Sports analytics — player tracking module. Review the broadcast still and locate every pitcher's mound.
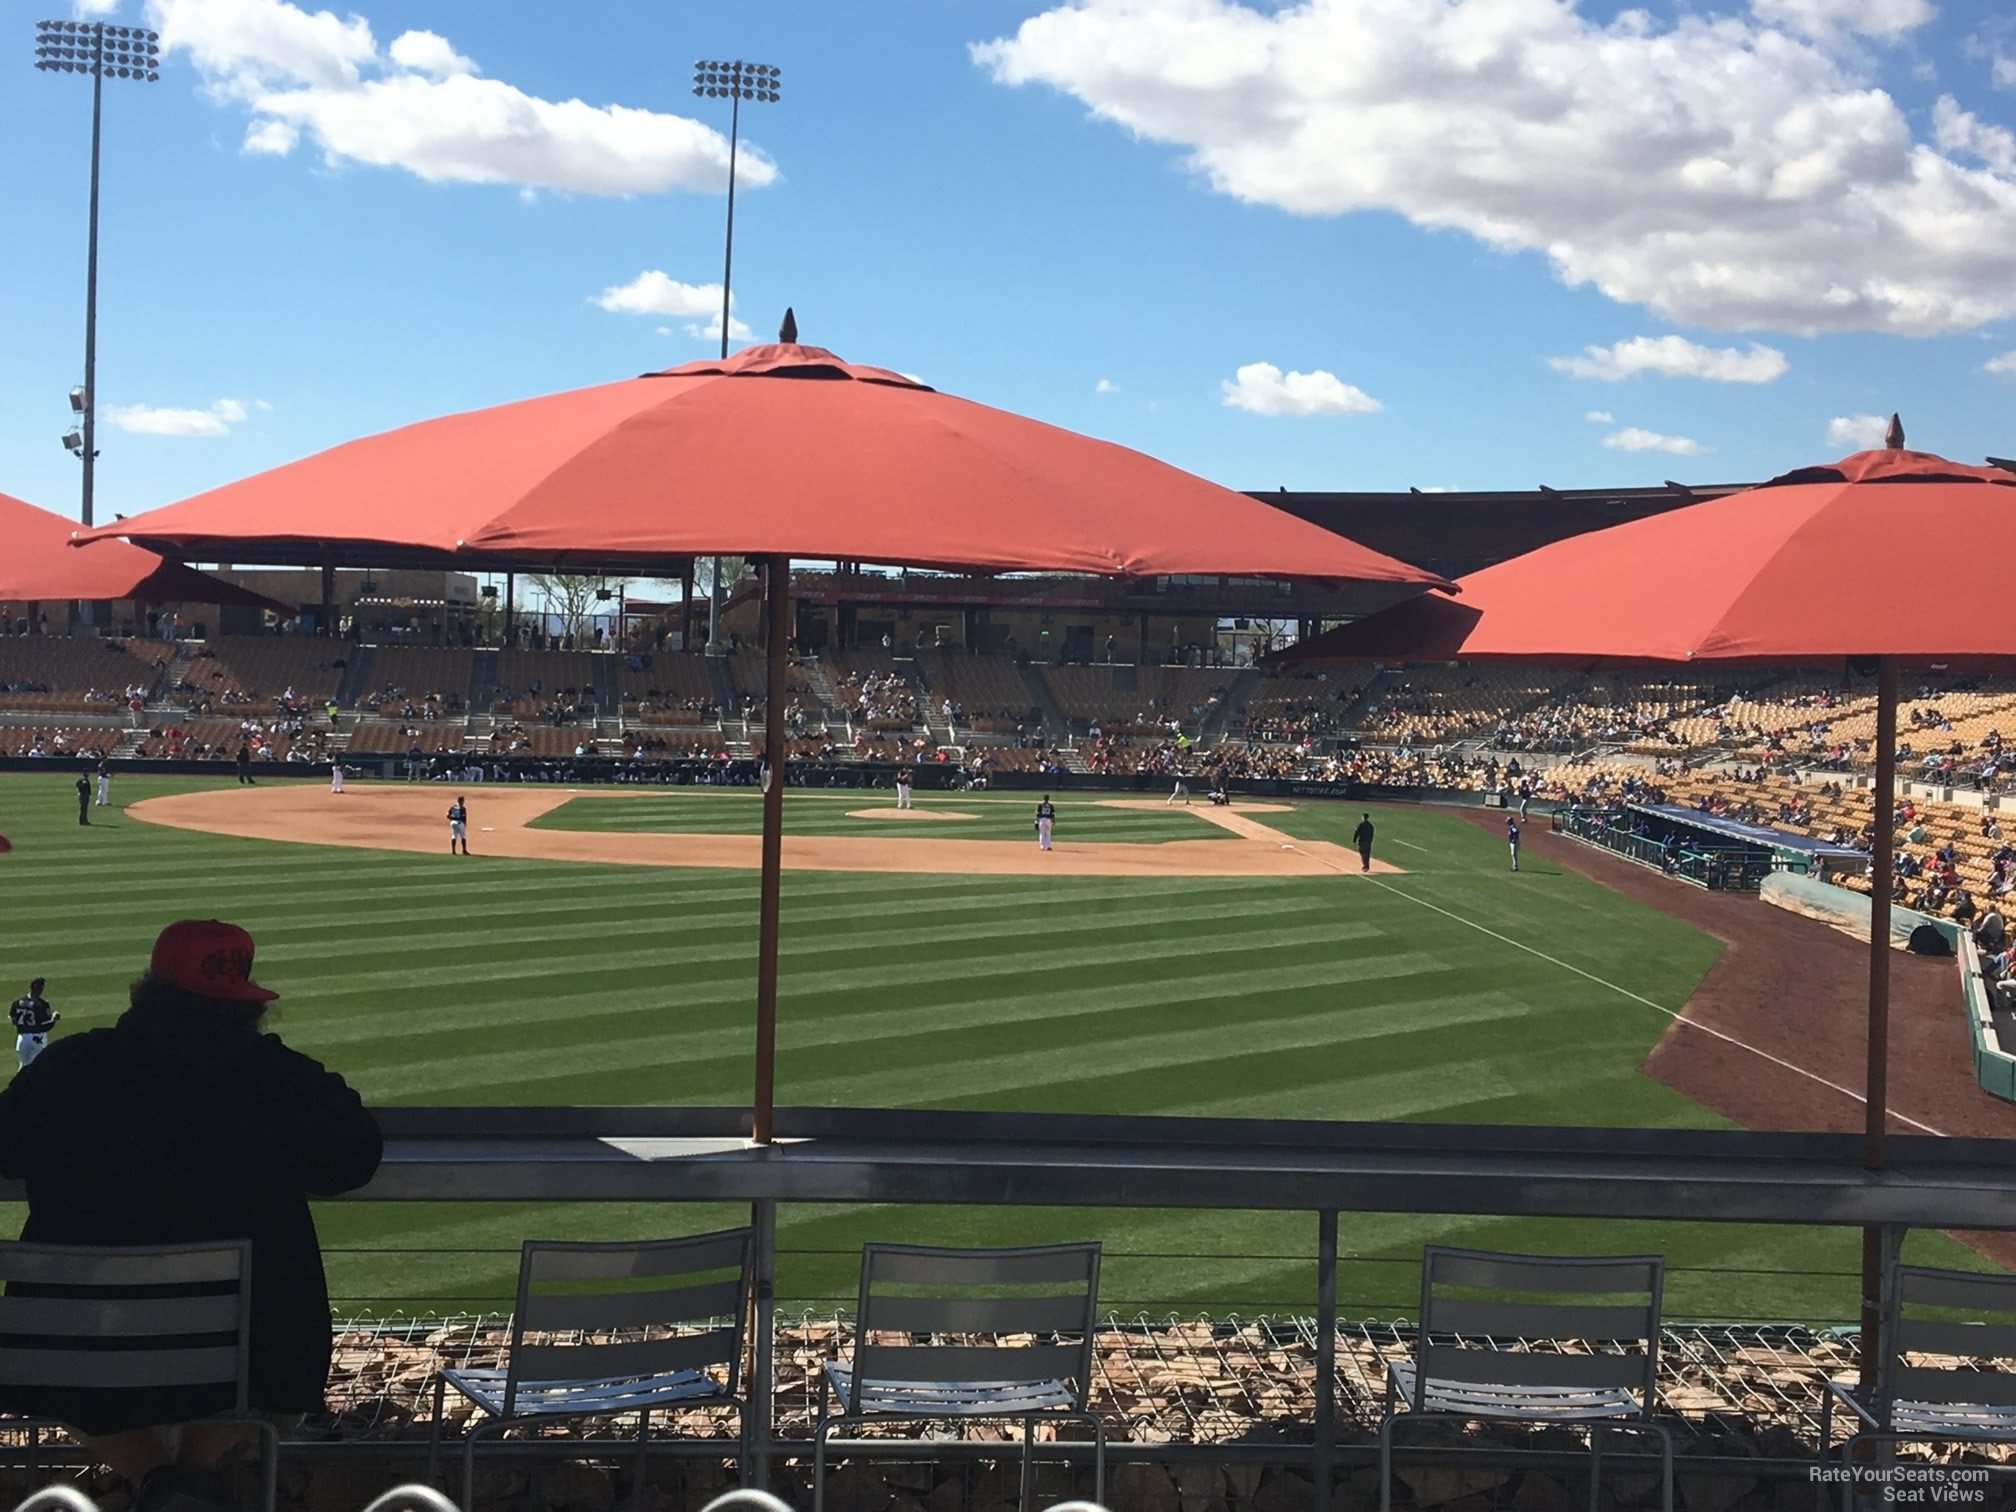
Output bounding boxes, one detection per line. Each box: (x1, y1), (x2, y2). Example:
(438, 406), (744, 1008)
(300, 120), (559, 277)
(846, 808), (980, 822)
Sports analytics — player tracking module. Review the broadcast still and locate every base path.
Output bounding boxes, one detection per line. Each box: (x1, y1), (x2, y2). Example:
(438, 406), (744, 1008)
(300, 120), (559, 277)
(129, 785), (1401, 880)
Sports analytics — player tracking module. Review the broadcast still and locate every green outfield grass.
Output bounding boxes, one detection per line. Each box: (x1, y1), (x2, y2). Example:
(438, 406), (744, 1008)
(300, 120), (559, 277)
(0, 772), (1989, 1321)
(531, 789), (1230, 843)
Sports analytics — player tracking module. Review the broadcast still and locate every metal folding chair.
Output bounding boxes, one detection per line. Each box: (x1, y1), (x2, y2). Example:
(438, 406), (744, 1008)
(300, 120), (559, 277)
(1378, 1245), (1672, 1512)
(428, 1227), (753, 1512)
(1819, 1263), (2016, 1511)
(815, 1241), (1105, 1512)
(0, 1239), (277, 1512)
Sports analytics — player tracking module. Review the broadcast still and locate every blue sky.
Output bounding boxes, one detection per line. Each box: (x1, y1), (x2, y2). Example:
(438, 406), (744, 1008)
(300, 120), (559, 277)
(4, 0), (2014, 530)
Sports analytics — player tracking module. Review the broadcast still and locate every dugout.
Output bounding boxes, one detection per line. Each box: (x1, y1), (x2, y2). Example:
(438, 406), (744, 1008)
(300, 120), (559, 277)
(1554, 803), (1864, 891)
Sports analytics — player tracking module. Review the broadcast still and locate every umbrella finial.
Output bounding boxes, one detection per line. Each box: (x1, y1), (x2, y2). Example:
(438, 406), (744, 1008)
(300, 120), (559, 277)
(1885, 413), (1905, 449)
(779, 308), (798, 345)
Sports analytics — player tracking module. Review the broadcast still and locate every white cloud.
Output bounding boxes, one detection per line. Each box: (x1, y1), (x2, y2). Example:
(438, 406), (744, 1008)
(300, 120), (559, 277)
(685, 313), (754, 344)
(106, 397), (254, 438)
(243, 119), (299, 155)
(1584, 409), (1614, 424)
(1827, 413), (1891, 447)
(595, 271), (725, 319)
(74, 0), (122, 16)
(1221, 362), (1380, 417)
(1933, 96), (2016, 176)
(1550, 336), (1788, 384)
(1601, 427), (1703, 455)
(1094, 378), (1118, 394)
(1750, 0), (1932, 41)
(974, 0), (2016, 336)
(592, 272), (756, 344)
(147, 0), (773, 197)
(1997, 56), (2016, 90)
(386, 29), (474, 79)
(1986, 352), (2016, 376)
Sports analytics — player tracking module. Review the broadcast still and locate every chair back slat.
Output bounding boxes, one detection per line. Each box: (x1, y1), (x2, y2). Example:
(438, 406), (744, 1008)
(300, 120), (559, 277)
(520, 1277), (746, 1334)
(847, 1241), (1101, 1417)
(0, 1294), (242, 1338)
(1418, 1346), (1648, 1391)
(0, 1247), (245, 1288)
(1425, 1300), (1652, 1341)
(0, 1241), (252, 1410)
(504, 1229), (754, 1415)
(1896, 1267), (2016, 1315)
(513, 1328), (741, 1386)
(1413, 1247), (1662, 1417)
(1429, 1252), (1660, 1295)
(525, 1231), (749, 1284)
(1894, 1319), (2016, 1358)
(0, 1344), (242, 1391)
(855, 1342), (1088, 1386)
(867, 1294), (1094, 1335)
(862, 1244), (1099, 1288)
(1891, 1365), (2016, 1408)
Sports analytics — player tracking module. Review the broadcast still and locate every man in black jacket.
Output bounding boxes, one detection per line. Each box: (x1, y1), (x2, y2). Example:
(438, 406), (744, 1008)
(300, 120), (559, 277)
(0, 919), (382, 1510)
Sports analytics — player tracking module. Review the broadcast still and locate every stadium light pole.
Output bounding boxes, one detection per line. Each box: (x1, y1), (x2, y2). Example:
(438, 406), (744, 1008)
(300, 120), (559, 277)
(694, 58), (781, 653)
(35, 19), (160, 532)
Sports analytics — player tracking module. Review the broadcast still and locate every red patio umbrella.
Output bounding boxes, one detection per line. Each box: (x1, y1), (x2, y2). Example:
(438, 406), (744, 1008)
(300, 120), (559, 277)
(0, 489), (275, 610)
(1283, 424), (2016, 1369)
(79, 320), (1448, 1142)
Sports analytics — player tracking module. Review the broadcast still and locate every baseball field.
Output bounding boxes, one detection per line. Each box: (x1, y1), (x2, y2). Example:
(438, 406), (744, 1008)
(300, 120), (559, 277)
(0, 770), (1990, 1322)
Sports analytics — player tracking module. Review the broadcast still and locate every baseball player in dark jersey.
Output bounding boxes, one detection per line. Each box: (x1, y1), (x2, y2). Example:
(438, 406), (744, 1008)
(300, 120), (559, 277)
(448, 795), (471, 855)
(1035, 796), (1056, 851)
(74, 772), (90, 826)
(10, 979), (57, 1070)
(95, 755), (111, 808)
(1352, 813), (1375, 872)
(1507, 815), (1521, 872)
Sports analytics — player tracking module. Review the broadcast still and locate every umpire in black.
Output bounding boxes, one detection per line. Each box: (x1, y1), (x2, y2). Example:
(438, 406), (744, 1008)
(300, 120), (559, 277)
(1353, 812), (1375, 872)
(74, 771), (90, 826)
(0, 920), (382, 1510)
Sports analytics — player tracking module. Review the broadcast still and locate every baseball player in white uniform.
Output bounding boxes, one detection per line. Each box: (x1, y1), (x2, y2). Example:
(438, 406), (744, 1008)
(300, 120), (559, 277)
(1035, 796), (1056, 851)
(94, 757), (111, 807)
(1167, 770), (1190, 806)
(330, 760), (345, 794)
(895, 770), (913, 810)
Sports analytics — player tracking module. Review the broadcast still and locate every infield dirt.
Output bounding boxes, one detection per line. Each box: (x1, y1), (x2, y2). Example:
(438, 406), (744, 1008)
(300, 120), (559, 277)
(129, 785), (1403, 879)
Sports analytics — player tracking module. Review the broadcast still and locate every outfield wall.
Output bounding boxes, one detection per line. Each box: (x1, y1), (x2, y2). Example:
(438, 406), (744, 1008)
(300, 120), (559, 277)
(0, 753), (1524, 811)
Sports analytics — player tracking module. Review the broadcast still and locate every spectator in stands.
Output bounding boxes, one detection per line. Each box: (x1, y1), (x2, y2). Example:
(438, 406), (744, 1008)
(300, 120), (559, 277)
(1977, 907), (2007, 952)
(0, 920), (381, 1512)
(1952, 888), (1978, 925)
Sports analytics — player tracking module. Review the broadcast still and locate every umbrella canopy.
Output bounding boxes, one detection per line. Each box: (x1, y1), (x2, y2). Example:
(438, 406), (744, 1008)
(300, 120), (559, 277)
(80, 340), (1448, 588)
(73, 323), (1448, 1151)
(1280, 432), (2016, 1383)
(0, 489), (275, 609)
(1283, 445), (2015, 665)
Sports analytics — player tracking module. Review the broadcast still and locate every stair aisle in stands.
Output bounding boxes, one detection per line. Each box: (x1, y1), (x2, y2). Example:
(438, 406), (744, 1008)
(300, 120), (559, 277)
(337, 646), (376, 708)
(1019, 662), (1067, 742)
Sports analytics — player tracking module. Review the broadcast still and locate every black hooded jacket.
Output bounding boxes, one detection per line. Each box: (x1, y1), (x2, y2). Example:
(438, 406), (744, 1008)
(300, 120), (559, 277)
(0, 1000), (381, 1431)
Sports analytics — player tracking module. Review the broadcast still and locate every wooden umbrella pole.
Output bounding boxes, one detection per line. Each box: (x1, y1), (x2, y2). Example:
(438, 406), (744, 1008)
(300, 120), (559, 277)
(752, 553), (790, 1144)
(1859, 653), (1898, 1387)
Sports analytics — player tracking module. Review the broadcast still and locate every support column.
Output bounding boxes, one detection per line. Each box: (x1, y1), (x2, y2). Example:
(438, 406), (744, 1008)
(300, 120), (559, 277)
(753, 554), (790, 1144)
(1313, 1209), (1338, 1507)
(1859, 655), (1898, 1393)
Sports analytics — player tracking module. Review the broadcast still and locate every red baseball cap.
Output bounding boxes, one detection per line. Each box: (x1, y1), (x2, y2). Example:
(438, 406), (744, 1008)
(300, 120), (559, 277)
(149, 919), (279, 1004)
